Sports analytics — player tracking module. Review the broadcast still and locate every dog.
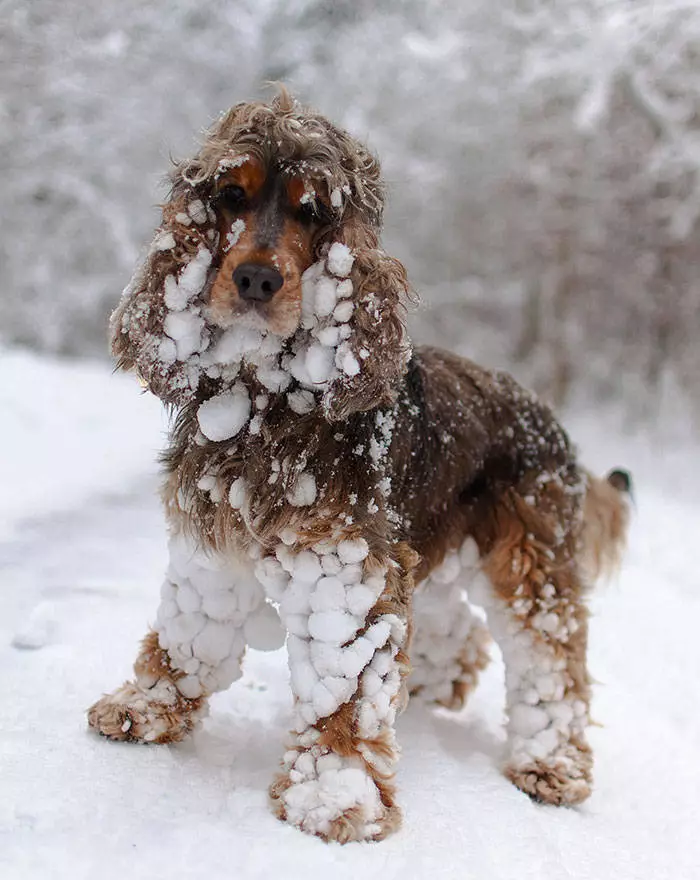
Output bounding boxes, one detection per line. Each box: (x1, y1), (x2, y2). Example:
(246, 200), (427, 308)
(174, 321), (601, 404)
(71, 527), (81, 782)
(88, 89), (630, 844)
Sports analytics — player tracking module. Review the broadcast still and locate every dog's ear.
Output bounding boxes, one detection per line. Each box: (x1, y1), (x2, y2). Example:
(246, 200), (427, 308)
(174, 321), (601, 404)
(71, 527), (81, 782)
(110, 184), (216, 405)
(321, 221), (413, 421)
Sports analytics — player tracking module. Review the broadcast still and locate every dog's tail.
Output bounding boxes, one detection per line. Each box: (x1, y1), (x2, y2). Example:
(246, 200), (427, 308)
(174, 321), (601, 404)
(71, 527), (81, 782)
(579, 468), (633, 584)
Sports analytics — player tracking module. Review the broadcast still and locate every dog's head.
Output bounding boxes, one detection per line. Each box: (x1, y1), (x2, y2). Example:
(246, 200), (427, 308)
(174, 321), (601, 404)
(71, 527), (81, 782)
(111, 89), (412, 419)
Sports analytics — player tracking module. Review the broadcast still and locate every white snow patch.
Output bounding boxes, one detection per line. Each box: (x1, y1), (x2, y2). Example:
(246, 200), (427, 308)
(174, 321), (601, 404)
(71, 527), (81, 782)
(152, 231), (176, 251)
(286, 473), (317, 507)
(326, 243), (354, 277)
(156, 534), (283, 695)
(228, 477), (248, 510)
(224, 219), (246, 251)
(0, 349), (165, 540)
(11, 601), (57, 650)
(196, 384), (250, 441)
(163, 245), (212, 311)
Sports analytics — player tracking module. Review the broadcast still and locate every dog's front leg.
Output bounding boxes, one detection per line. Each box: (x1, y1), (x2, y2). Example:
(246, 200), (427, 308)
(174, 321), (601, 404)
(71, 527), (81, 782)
(88, 530), (283, 744)
(262, 536), (413, 844)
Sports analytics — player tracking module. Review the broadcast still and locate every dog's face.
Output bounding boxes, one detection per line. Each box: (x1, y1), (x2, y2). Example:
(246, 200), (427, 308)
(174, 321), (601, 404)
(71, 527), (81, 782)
(207, 157), (332, 338)
(111, 94), (413, 414)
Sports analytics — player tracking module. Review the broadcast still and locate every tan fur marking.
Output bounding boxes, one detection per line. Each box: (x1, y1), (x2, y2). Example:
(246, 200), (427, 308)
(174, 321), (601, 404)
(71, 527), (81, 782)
(214, 156), (266, 197)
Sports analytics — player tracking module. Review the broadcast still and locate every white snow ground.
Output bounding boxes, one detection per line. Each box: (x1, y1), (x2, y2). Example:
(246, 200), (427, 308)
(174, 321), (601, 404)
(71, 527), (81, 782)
(1, 348), (699, 880)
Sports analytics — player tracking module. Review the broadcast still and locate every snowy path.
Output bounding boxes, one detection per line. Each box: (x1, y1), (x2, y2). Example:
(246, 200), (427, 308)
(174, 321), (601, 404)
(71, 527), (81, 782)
(2, 352), (699, 879)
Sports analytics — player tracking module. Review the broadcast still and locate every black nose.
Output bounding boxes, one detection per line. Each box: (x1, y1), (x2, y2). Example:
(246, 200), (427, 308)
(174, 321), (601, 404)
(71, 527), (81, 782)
(232, 263), (284, 303)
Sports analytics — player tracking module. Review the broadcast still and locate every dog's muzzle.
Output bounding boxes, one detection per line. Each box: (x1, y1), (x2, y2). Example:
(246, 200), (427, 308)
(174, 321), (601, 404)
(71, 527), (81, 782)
(233, 263), (284, 304)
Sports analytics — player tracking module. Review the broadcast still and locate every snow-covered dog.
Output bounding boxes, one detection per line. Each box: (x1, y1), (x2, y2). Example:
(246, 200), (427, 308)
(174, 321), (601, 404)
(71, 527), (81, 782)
(88, 89), (630, 843)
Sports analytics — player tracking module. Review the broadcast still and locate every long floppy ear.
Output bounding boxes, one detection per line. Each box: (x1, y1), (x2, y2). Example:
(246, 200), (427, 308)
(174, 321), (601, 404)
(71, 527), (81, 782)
(318, 221), (413, 421)
(109, 181), (217, 406)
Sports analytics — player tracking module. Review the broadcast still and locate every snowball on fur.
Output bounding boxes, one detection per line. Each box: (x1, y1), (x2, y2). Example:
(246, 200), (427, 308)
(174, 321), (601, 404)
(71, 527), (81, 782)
(197, 384), (250, 441)
(287, 473), (318, 507)
(314, 277), (338, 317)
(337, 538), (370, 564)
(228, 477), (248, 509)
(305, 345), (335, 385)
(326, 243), (354, 278)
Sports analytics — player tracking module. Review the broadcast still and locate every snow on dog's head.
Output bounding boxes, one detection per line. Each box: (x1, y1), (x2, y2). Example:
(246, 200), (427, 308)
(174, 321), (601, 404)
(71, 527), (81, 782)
(110, 88), (414, 417)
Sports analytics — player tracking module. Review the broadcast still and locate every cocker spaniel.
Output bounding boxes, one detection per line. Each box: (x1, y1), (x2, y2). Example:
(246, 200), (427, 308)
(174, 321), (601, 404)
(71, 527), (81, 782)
(88, 89), (630, 843)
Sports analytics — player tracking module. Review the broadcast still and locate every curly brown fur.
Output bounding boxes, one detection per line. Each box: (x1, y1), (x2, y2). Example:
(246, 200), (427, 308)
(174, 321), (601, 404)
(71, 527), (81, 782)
(92, 89), (630, 842)
(111, 87), (412, 410)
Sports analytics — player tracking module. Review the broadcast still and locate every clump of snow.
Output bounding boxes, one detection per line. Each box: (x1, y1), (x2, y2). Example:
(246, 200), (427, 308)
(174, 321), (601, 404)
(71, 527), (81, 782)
(337, 538), (369, 565)
(196, 384), (250, 441)
(279, 752), (385, 839)
(164, 310), (206, 361)
(214, 153), (250, 178)
(187, 200), (208, 225)
(369, 409), (395, 465)
(153, 231), (176, 252)
(303, 344), (335, 385)
(266, 536), (406, 833)
(464, 537), (588, 777)
(285, 254), (362, 395)
(156, 534), (284, 696)
(332, 300), (353, 323)
(164, 246), (212, 312)
(268, 537), (400, 738)
(228, 476), (248, 510)
(286, 473), (317, 507)
(197, 472), (224, 504)
(224, 219), (246, 251)
(326, 243), (354, 278)
(338, 349), (360, 377)
(287, 389), (315, 415)
(314, 277), (338, 317)
(410, 546), (489, 705)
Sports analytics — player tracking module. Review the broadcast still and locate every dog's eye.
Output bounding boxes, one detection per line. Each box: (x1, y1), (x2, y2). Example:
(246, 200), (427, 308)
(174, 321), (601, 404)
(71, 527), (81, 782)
(297, 199), (331, 226)
(214, 185), (246, 211)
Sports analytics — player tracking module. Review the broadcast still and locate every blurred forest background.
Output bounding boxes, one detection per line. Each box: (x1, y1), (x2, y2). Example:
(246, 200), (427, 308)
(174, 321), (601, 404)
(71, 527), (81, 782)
(2, 0), (699, 419)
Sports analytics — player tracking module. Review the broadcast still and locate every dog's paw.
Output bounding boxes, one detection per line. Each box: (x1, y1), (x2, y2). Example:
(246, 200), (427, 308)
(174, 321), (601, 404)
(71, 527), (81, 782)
(87, 679), (206, 744)
(505, 743), (593, 806)
(269, 752), (401, 843)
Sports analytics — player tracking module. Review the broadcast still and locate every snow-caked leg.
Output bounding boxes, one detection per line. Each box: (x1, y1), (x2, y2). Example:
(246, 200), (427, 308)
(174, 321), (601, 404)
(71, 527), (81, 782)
(409, 545), (491, 710)
(88, 531), (284, 744)
(469, 479), (593, 806)
(264, 537), (413, 843)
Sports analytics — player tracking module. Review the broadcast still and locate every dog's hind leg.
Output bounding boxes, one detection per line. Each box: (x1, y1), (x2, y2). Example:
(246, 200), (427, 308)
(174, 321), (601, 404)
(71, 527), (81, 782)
(88, 531), (284, 744)
(468, 470), (594, 806)
(267, 537), (415, 843)
(409, 547), (491, 710)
